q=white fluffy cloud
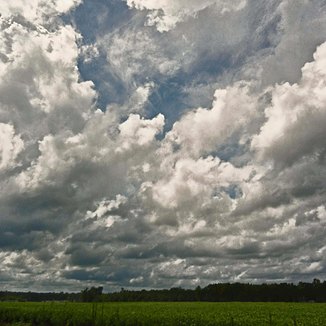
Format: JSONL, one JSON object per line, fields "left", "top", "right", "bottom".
{"left": 0, "top": 123, "right": 24, "bottom": 171}
{"left": 151, "top": 156, "right": 252, "bottom": 209}
{"left": 0, "top": 15, "right": 96, "bottom": 140}
{"left": 167, "top": 82, "right": 258, "bottom": 157}
{"left": 0, "top": 0, "right": 81, "bottom": 24}
{"left": 252, "top": 42, "right": 326, "bottom": 165}
{"left": 118, "top": 114, "right": 165, "bottom": 152}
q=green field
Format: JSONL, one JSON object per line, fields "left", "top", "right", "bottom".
{"left": 0, "top": 302, "right": 326, "bottom": 325}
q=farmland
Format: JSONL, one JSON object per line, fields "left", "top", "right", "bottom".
{"left": 1, "top": 302, "right": 326, "bottom": 325}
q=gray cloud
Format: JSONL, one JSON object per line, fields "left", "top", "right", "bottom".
{"left": 0, "top": 0, "right": 326, "bottom": 292}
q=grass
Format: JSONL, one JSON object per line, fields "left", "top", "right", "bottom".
{"left": 0, "top": 302, "right": 326, "bottom": 325}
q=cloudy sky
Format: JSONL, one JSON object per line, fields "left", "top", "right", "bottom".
{"left": 0, "top": 0, "right": 326, "bottom": 292}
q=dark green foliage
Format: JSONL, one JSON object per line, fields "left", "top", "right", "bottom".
{"left": 2, "top": 280, "right": 326, "bottom": 303}
{"left": 81, "top": 287, "right": 103, "bottom": 302}
{"left": 103, "top": 280, "right": 326, "bottom": 302}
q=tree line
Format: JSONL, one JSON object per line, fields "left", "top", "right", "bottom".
{"left": 1, "top": 279, "right": 326, "bottom": 302}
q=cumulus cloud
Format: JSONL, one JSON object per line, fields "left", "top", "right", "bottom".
{"left": 0, "top": 123, "right": 24, "bottom": 171}
{"left": 150, "top": 156, "right": 251, "bottom": 209}
{"left": 0, "top": 0, "right": 81, "bottom": 24}
{"left": 118, "top": 113, "right": 165, "bottom": 151}
{"left": 252, "top": 42, "right": 326, "bottom": 166}
{"left": 167, "top": 82, "right": 259, "bottom": 157}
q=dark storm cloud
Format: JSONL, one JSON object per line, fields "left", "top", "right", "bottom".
{"left": 66, "top": 244, "right": 108, "bottom": 267}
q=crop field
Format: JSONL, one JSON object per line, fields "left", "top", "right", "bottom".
{"left": 0, "top": 302, "right": 326, "bottom": 326}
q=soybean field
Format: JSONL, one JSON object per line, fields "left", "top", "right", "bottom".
{"left": 0, "top": 302, "right": 326, "bottom": 325}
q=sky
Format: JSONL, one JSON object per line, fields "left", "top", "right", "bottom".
{"left": 0, "top": 0, "right": 326, "bottom": 292}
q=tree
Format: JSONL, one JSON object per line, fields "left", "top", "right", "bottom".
{"left": 81, "top": 286, "right": 103, "bottom": 302}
